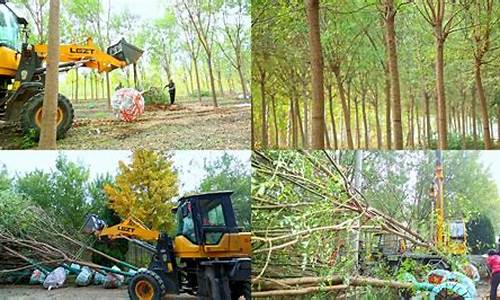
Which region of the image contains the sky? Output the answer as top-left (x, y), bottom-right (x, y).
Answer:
top-left (106, 0), bottom-right (164, 21)
top-left (478, 151), bottom-right (500, 191)
top-left (0, 150), bottom-right (251, 194)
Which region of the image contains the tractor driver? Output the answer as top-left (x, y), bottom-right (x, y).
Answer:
top-left (181, 203), bottom-right (196, 242)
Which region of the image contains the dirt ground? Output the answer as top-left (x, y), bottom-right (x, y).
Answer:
top-left (0, 97), bottom-right (250, 150)
top-left (0, 285), bottom-right (196, 300)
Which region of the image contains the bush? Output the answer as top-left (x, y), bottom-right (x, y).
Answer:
top-left (142, 87), bottom-right (168, 105)
top-left (429, 134), bottom-right (485, 150)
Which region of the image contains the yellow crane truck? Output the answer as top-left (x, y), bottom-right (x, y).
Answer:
top-left (83, 191), bottom-right (252, 300)
top-left (0, 0), bottom-right (143, 139)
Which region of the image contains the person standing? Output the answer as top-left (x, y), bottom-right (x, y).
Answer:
top-left (487, 249), bottom-right (500, 300)
top-left (165, 79), bottom-right (176, 105)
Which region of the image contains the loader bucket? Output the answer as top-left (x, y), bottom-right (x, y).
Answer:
top-left (82, 214), bottom-right (107, 235)
top-left (107, 38), bottom-right (143, 65)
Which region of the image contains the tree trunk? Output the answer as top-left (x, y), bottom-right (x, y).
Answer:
top-left (383, 1), bottom-right (403, 149)
top-left (354, 97), bottom-right (360, 148)
top-left (362, 89), bottom-right (369, 149)
top-left (259, 68), bottom-right (268, 148)
top-left (461, 90), bottom-right (466, 149)
top-left (271, 94), bottom-right (279, 147)
top-left (423, 88), bottom-right (431, 147)
top-left (474, 59), bottom-right (492, 149)
top-left (373, 87), bottom-right (382, 149)
top-left (237, 65), bottom-right (248, 101)
top-left (75, 68), bottom-right (79, 102)
top-left (206, 54), bottom-right (218, 107)
top-left (106, 72), bottom-right (111, 111)
top-left (333, 68), bottom-right (354, 149)
top-left (435, 38), bottom-right (447, 149)
top-left (217, 69), bottom-right (224, 97)
top-left (384, 69), bottom-right (391, 149)
top-left (472, 86), bottom-right (478, 147)
top-left (39, 0), bottom-right (60, 149)
top-left (305, 0), bottom-right (325, 149)
top-left (193, 58), bottom-right (202, 102)
top-left (328, 82), bottom-right (338, 149)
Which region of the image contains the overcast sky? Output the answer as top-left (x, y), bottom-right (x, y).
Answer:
top-left (0, 150), bottom-right (250, 194)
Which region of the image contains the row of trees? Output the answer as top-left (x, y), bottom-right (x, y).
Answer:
top-left (252, 0), bottom-right (500, 150)
top-left (12, 0), bottom-right (250, 108)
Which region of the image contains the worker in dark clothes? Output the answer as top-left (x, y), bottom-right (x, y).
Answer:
top-left (115, 82), bottom-right (123, 91)
top-left (487, 249), bottom-right (500, 300)
top-left (164, 79), bottom-right (176, 105)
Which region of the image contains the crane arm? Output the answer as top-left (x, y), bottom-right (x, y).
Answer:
top-left (33, 37), bottom-right (141, 73)
top-left (85, 215), bottom-right (160, 242)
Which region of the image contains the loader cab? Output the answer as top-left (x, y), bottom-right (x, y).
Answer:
top-left (175, 191), bottom-right (239, 247)
top-left (0, 2), bottom-right (28, 52)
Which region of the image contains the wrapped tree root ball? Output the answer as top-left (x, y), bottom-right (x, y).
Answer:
top-left (111, 88), bottom-right (145, 122)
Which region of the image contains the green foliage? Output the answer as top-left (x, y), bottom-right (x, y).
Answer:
top-left (14, 154), bottom-right (106, 232)
top-left (466, 215), bottom-right (496, 254)
top-left (142, 87), bottom-right (168, 105)
top-left (20, 129), bottom-right (38, 149)
top-left (0, 166), bottom-right (11, 192)
top-left (198, 153), bottom-right (251, 230)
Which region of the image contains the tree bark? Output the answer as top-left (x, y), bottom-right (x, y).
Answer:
top-left (328, 82), bottom-right (338, 149)
top-left (259, 66), bottom-right (268, 148)
top-left (39, 0), bottom-right (60, 149)
top-left (435, 37), bottom-right (448, 149)
top-left (305, 0), bottom-right (325, 149)
top-left (271, 94), bottom-right (279, 147)
top-left (384, 69), bottom-right (391, 149)
top-left (362, 88), bottom-right (369, 149)
top-left (193, 58), bottom-right (202, 102)
top-left (383, 0), bottom-right (403, 149)
top-left (474, 59), bottom-right (492, 149)
top-left (333, 68), bottom-right (354, 149)
top-left (472, 86), bottom-right (478, 147)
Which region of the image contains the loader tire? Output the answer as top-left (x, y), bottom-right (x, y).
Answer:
top-left (128, 270), bottom-right (166, 300)
top-left (20, 92), bottom-right (74, 140)
top-left (230, 280), bottom-right (251, 300)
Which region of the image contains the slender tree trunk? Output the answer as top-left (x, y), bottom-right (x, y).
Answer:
top-left (461, 90), bottom-right (466, 148)
top-left (333, 68), bottom-right (354, 149)
top-left (84, 75), bottom-right (87, 101)
top-left (328, 82), bottom-right (338, 149)
top-left (106, 72), bottom-right (111, 110)
top-left (39, 0), bottom-right (60, 149)
top-left (259, 68), bottom-right (268, 148)
top-left (291, 97), bottom-right (298, 148)
top-left (384, 69), bottom-right (391, 149)
top-left (354, 96), bottom-right (360, 148)
top-left (373, 87), bottom-right (382, 149)
top-left (497, 106), bottom-right (500, 142)
top-left (206, 54), bottom-right (218, 107)
top-left (305, 0), bottom-right (325, 149)
top-left (193, 58), bottom-right (202, 102)
top-left (237, 65), bottom-right (248, 101)
top-left (75, 68), bottom-right (79, 102)
top-left (217, 69), bottom-right (224, 97)
top-left (423, 89), bottom-right (431, 147)
top-left (296, 98), bottom-right (305, 147)
top-left (472, 86), bottom-right (478, 147)
top-left (362, 89), bottom-right (369, 149)
top-left (435, 38), bottom-right (447, 149)
top-left (383, 0), bottom-right (403, 149)
top-left (271, 94), bottom-right (279, 147)
top-left (474, 59), bottom-right (492, 149)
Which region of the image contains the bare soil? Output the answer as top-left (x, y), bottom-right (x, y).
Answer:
top-left (0, 285), bottom-right (196, 300)
top-left (0, 97), bottom-right (250, 150)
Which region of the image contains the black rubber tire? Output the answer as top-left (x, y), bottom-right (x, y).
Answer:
top-left (230, 280), bottom-right (251, 300)
top-left (20, 92), bottom-right (74, 140)
top-left (128, 270), bottom-right (166, 300)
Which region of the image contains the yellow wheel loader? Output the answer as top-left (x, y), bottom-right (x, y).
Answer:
top-left (83, 191), bottom-right (252, 300)
top-left (0, 0), bottom-right (143, 139)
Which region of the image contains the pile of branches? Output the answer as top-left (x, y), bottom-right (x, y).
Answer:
top-left (251, 150), bottom-right (434, 297)
top-left (0, 192), bottom-right (124, 278)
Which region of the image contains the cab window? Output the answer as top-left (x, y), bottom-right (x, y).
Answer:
top-left (200, 199), bottom-right (227, 245)
top-left (0, 5), bottom-right (20, 51)
top-left (176, 203), bottom-right (197, 243)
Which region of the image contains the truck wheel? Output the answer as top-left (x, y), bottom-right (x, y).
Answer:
top-left (230, 281), bottom-right (251, 300)
top-left (128, 270), bottom-right (166, 300)
top-left (20, 92), bottom-right (74, 140)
